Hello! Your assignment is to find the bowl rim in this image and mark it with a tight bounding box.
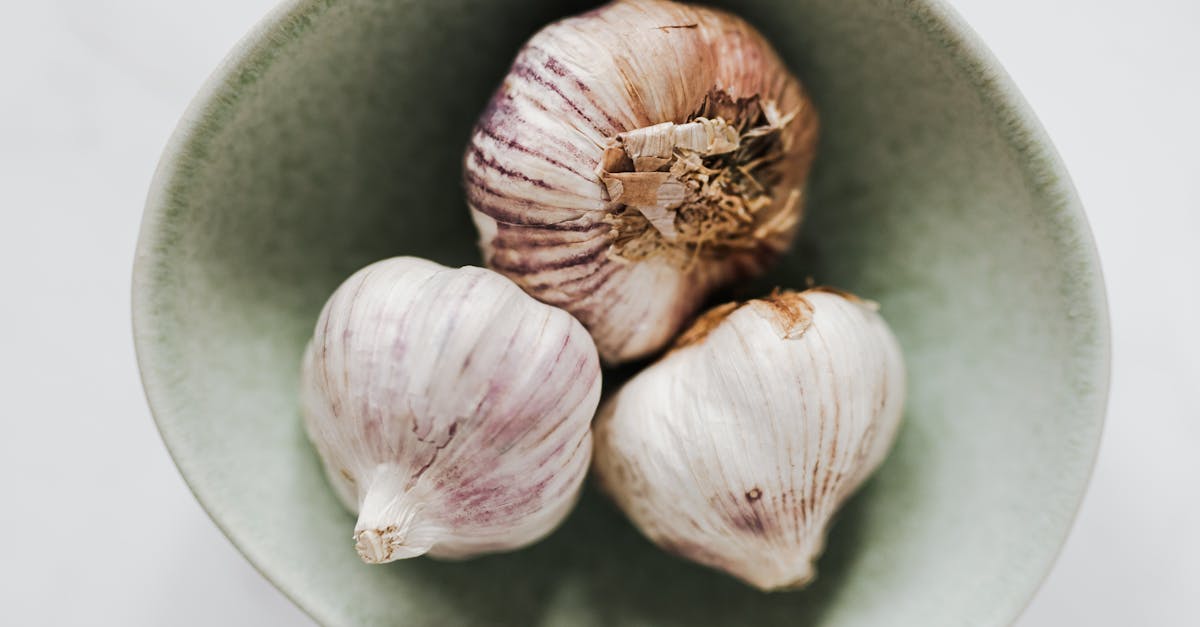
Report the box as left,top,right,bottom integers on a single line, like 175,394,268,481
132,1,1111,624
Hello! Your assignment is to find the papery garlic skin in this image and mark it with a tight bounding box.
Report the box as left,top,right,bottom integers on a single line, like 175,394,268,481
465,0,819,364
300,257,601,563
592,289,905,590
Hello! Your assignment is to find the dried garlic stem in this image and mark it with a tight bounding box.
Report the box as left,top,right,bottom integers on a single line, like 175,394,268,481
352,464,439,563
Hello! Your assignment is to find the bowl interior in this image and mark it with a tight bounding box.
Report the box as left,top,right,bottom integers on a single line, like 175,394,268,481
133,0,1108,625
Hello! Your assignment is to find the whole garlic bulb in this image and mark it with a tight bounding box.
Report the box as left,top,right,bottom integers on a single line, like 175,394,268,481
300,257,601,563
464,0,819,364
592,288,905,590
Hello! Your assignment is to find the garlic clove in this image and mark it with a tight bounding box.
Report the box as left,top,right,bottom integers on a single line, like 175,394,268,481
464,0,819,364
300,257,601,563
592,288,905,590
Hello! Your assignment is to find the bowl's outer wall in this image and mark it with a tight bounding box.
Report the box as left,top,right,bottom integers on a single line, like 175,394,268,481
133,0,1109,625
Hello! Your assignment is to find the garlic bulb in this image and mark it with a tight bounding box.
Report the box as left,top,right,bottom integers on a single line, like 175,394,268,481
592,288,905,590
464,0,819,364
300,257,601,563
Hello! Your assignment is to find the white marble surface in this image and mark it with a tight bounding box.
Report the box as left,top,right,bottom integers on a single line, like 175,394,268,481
1,1,1196,624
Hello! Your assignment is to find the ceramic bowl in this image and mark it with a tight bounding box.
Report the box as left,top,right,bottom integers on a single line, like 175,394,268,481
133,0,1109,624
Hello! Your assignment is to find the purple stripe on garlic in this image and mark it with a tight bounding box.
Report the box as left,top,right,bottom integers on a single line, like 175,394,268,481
300,257,601,563
463,0,819,365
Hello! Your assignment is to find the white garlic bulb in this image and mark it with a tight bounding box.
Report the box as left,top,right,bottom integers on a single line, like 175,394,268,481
464,0,819,365
300,257,601,563
592,288,905,590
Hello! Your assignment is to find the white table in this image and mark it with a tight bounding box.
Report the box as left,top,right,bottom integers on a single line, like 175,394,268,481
2,1,1195,624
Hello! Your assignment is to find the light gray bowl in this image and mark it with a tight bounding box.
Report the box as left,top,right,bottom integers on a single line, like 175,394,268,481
133,0,1109,625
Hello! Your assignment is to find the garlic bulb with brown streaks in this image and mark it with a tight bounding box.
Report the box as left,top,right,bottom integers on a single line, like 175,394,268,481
592,288,905,590
300,257,601,563
464,0,819,364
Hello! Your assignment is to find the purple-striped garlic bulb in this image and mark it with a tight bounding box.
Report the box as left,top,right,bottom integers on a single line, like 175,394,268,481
593,288,905,590
300,257,601,563
464,0,819,365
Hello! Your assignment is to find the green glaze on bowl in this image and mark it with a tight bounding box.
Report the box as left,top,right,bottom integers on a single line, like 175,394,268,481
132,0,1109,625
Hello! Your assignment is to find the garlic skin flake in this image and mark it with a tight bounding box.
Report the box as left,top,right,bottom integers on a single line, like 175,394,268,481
593,288,905,590
464,0,819,365
300,257,601,563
